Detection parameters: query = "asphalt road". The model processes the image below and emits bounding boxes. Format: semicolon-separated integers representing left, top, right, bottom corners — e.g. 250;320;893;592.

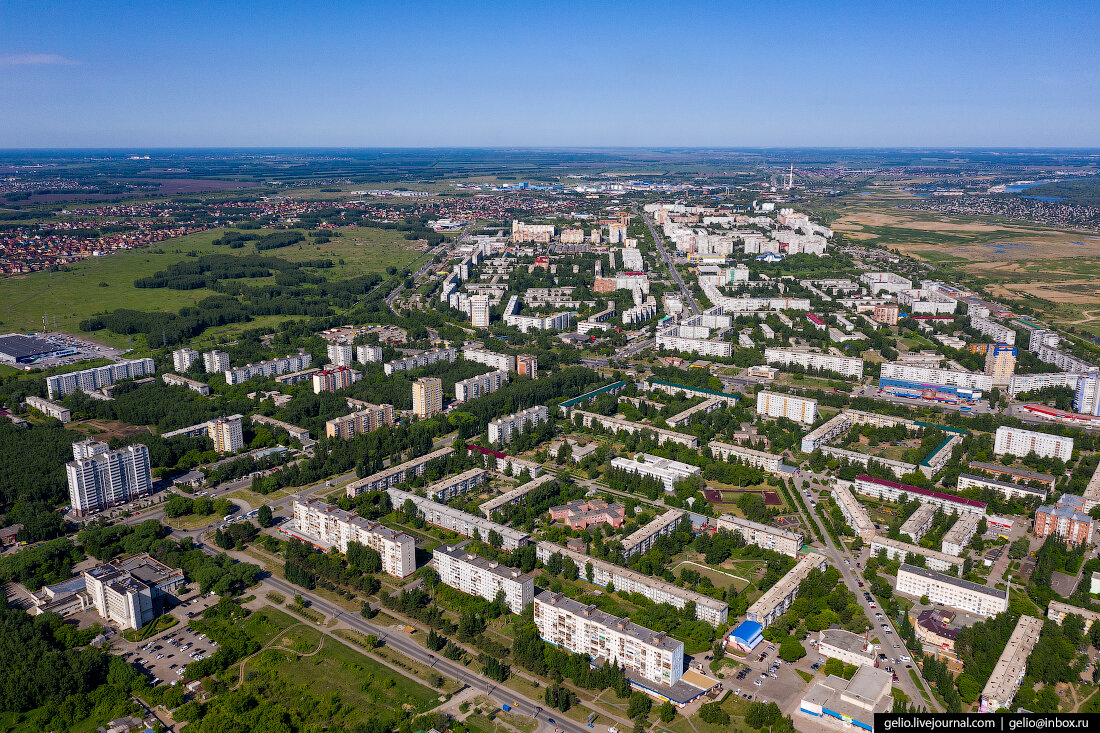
641;211;699;316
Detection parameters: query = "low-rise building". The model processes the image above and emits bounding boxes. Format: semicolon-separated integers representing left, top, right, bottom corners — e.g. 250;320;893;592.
622;509;686;557
941;513;981;556
956;473;1047;502
715;515;802;556
800;666;893;731
611;454;701;492
980;615;1043;713
534;590;684;688
746;553;828;627
899;504;937;542
871;536;963;573
707;440;783;473
1047;600;1100;632
425;468;487;502
549;499;625;530
895;564;1008;617
480;474;556;519
291;499;416;577
161;373;211;396
817;628;877;667
24;395;71;422
433;545;534;614
572;410;699;448
386;488;530;550
345;446;454;497
832;484;877;540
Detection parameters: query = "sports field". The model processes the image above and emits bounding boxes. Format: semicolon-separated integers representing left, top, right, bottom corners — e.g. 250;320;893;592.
0;226;422;346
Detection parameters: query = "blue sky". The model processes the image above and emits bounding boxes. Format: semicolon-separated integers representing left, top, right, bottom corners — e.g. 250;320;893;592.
1;1;1097;147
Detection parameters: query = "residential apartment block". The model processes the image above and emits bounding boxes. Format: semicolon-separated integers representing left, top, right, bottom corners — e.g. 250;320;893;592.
312;365;362;394
455;369;508;402
162;373;211;396
832;484;877;540
463;347;515;373
356;344;383;364
386;488;530;550
764;348;864;379
426;468;487;502
517;353;538;379
941;513;981;557
326;342;354;367
899;504;937;542
225;352;311;386
208;414;244;453
756;390;818;424
895;564;1008;617
994;425;1073;461
344;445;454;497
412;377;443;418
291;499;416;577
1034;494;1095;546
47;357;156;399
956;473;1047;501
854;475;986;516
24;395;71;422
534;590;684;687
622;509;685;557
203;350;231;373
980;615;1043;712
716;515;802;556
433;545;534;614
879;362;993;391
383;347;457;376
67;442;152;516
746;553;828;628
488;405;549;444
707;441;783;473
570;410;699;448
871;536;963;573
172;347;199;373
325;402;395;439
480;474;557;519
611;454;701;492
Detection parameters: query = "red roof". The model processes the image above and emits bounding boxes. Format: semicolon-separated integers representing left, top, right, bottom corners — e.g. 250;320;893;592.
806;314;825;325
855;474;986;509
467;444;508;460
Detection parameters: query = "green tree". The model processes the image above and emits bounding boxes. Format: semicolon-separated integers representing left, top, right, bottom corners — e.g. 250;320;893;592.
257;504;273;528
658;700;676;723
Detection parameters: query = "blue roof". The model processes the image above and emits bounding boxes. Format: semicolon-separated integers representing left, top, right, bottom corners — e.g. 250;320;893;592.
730;619;763;649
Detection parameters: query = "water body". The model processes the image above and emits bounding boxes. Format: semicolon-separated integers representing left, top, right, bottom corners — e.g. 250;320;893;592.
1005;180;1059;192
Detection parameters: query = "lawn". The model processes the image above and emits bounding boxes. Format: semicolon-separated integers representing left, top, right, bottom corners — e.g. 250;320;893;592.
0;225;421;344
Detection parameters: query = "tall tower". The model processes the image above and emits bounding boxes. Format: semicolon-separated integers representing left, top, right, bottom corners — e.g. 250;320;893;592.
787;163;794;190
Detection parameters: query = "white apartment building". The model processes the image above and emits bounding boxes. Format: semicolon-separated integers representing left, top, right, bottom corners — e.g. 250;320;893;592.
871;536;963;573
292;499;416;577
970;316;1016;345
433;545;533;614
344;445;454;497
208;414;244;453
463;347;515;372
426;468;487;501
534;590;685;687
980;615;1043;712
67;442;152;516
172;347;199;373
899;504;937;542
747;553;829;627
756;390;818;424
716;515;802;556
356;344;383;364
534;541;728;625
1035;344;1097;374
203;350;231;373
386;488;530;550
24;395;71;422
941;513;982;556
622;509;685;557
860;272;912;295
225;352;311;386
611;454;701;492
879;362;993;391
413;377;443;419
1075;375;1100;416
47;358;156;399
1047;600;1100;632
764;348;864;379
162;373;210;395
956;473;1047;501
327;343;354;367
481;474;556;519
455;369;508;402
383;347;457;376
895;564;1008;616
708;441;783;473
571;410;699;448
488;405;549;444
325;403;395;439
655;328;733;358
832;484;877;540
854;475;987;516
994;425;1073;461
471;295;491;328
1008;372;1082;397
504;311;576;333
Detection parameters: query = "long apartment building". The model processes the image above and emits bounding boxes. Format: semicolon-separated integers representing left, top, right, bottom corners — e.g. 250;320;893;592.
345;445;455;497
956;473;1047;501
708;440;783;473
832;484;877;540
746;552;829;628
716;515;802;556
646;380;739;406
764;348;864;379
433;545;534;614
1047;600;1100;632
571;410;699;448
994;425;1073;461
969;315;1017;345
655;326;733;358
666;397;722;427
854;475;986;516
455;369;508;402
383;347;457;376
1035;344;1097;374
161;373;211;396
756;390;818;424
488;405;549;444
47;357;156;399
622;509;685;557
895;564;1008;617
426;468;487;502
463;347;515;372
291;499;416;577
534;541;728;625
225;352;312;386
941;513;982;556
1008;371;1081;398
611;454;700;492
899;504;937;542
387;488;530;550
67;441;152;516
967;461;1056;491
871;536;964;573
24;395;71;422
880;362;993;391
504;311;576;333
979;615;1043;713
480;474;557;519
534;590;685;688
325;403;395;439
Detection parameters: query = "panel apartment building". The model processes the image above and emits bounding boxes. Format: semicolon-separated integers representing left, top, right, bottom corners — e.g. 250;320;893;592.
433;545;534;614
895;564;1008;617
325;402;395;439
708;441;783;473
47;357;156;399
292;499;416;578
611;454;701;492
764;348;864;379
386;488;530;550
383;347;457;376
716;515;802;556
225;352;312;386
570;410;699;448
534;590;685;688
426;468;487;502
870;536;964;574
746;552;829;628
67;441;152;516
1034;494;1096;546
832;484;877;540
994;425;1073;461
344;445;455;497
488;405;549;444
535;541;729;625
463;347;515;373
756;390;818;424
979;615;1043;713
455;370;508;402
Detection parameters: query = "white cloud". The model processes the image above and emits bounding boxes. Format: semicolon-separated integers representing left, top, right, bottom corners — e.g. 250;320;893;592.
0;53;80;67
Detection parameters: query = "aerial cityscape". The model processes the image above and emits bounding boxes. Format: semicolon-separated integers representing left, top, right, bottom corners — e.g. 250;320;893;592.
2;2;1100;733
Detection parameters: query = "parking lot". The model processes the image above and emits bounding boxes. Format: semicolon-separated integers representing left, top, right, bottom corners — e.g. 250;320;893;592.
723;643;816;710
114;593;222;687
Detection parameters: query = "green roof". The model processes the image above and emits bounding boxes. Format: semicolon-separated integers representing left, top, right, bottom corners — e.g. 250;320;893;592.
650;379;739;401
560;381;628;408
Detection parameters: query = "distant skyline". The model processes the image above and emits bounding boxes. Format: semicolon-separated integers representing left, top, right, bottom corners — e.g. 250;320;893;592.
2;1;1098;148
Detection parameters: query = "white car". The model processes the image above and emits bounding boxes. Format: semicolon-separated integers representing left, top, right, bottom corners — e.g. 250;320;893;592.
754;679;762;686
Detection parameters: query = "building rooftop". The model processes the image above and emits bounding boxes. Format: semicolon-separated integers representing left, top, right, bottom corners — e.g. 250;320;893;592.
915;608;960;640
535;590;683;652
434;545;533;583
856;474;987;510
717;514;802;543
748;553;827;618
898;563;1007;599
387;488;530;546
820;628;875;658
480;474;556;516
968;461;1055;485
958;473;1046;497
622;509;685;552
874;537;964;568
981;615;1043;708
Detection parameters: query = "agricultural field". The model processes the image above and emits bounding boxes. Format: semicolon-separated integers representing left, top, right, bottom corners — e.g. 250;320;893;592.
0;225;423;345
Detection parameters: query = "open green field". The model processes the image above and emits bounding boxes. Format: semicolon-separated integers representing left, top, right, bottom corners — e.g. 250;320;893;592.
0;226;423;346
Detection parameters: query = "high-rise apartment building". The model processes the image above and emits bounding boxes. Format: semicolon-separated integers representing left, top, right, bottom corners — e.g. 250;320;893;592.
412;377;443;418
517;353;537;379
203;350;231;373
327;342;354;367
756;390;818;424
172;348;199;373
994;425;1073;461
433;545;534;614
463;347;515;372
984;344;1017;385
872;303;900;325
312;366;362;394
208;414;244;454
46;358;156;400
67;442;152;516
471;295;491;328
488;405;549;444
1075;375;1100;416
356;344;383;364
325;403;394;439
454;370;508;402
292;499;416;577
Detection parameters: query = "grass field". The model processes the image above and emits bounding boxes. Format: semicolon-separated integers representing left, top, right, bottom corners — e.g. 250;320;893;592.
0;225;423;346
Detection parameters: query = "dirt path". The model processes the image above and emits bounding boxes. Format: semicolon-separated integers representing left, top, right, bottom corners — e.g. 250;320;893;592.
230;622;325;690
